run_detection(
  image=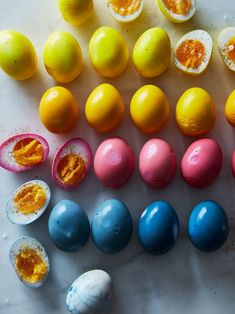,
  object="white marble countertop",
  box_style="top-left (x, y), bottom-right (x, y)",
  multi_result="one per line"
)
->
top-left (1, 0), bottom-right (235, 313)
